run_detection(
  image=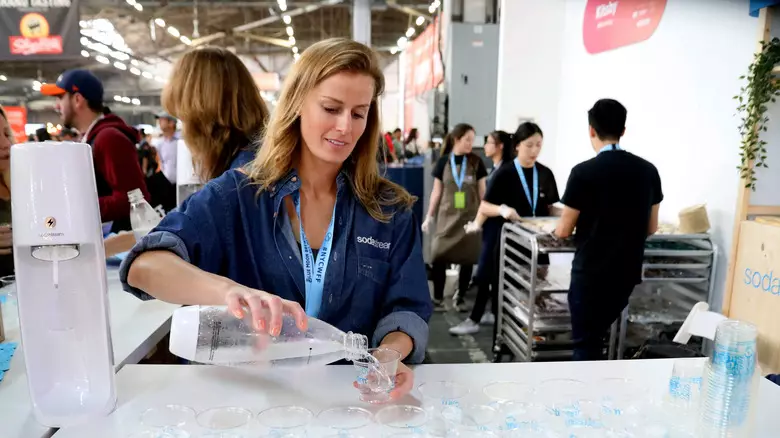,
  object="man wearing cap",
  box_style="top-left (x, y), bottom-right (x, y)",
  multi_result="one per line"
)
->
top-left (154, 111), bottom-right (179, 187)
top-left (41, 69), bottom-right (150, 233)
